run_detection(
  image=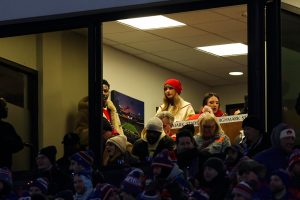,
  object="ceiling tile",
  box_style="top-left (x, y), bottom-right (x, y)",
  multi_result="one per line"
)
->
top-left (208, 65), bottom-right (246, 78)
top-left (147, 26), bottom-right (207, 38)
top-left (212, 4), bottom-right (247, 21)
top-left (151, 48), bottom-right (198, 62)
top-left (220, 30), bottom-right (247, 43)
top-left (166, 10), bottom-right (229, 25)
top-left (125, 39), bottom-right (189, 53)
top-left (137, 53), bottom-right (172, 64)
top-left (100, 5), bottom-right (248, 86)
top-left (103, 38), bottom-right (119, 46)
top-left (104, 31), bottom-right (161, 44)
top-left (177, 54), bottom-right (227, 70)
top-left (193, 19), bottom-right (246, 34)
top-left (112, 44), bottom-right (145, 55)
top-left (172, 34), bottom-right (233, 47)
top-left (225, 55), bottom-right (248, 66)
top-left (103, 21), bottom-right (136, 34)
top-left (159, 62), bottom-right (195, 73)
